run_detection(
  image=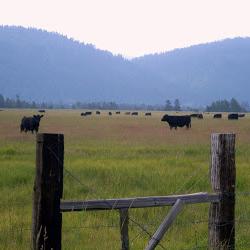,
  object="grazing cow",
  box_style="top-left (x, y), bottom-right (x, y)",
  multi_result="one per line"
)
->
top-left (145, 112), bottom-right (152, 116)
top-left (228, 113), bottom-right (238, 120)
top-left (109, 112), bottom-right (112, 116)
top-left (239, 113), bottom-right (245, 118)
top-left (190, 113), bottom-right (203, 119)
top-left (125, 112), bottom-right (131, 115)
top-left (96, 111), bottom-right (101, 115)
top-left (131, 112), bottom-right (138, 116)
top-left (213, 113), bottom-right (222, 119)
top-left (81, 111), bottom-right (92, 116)
top-left (38, 109), bottom-right (46, 113)
top-left (116, 111), bottom-right (120, 114)
top-left (20, 115), bottom-right (44, 133)
top-left (161, 115), bottom-right (191, 129)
